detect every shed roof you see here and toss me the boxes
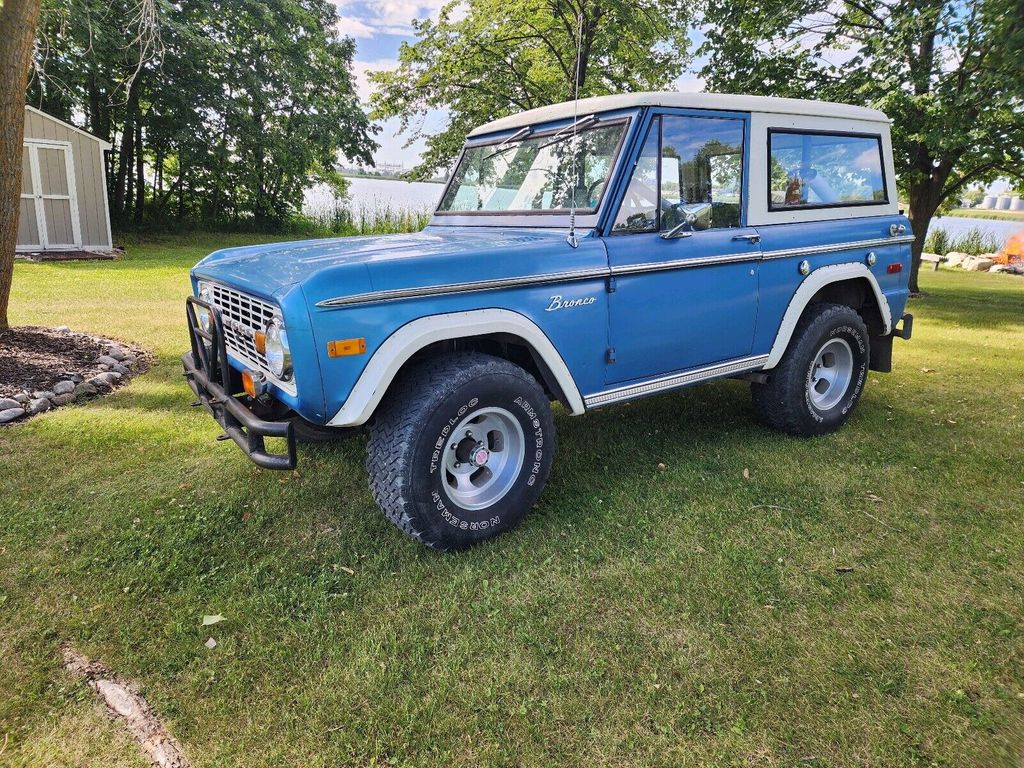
[468,92,889,137]
[24,105,112,150]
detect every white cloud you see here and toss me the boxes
[352,58,400,102]
[673,74,706,93]
[337,15,375,38]
[333,0,460,36]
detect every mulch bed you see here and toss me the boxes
[0,326,148,422]
[16,248,122,262]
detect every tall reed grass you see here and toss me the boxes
[300,199,431,237]
[924,226,1002,256]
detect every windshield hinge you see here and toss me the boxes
[606,347,616,364]
[606,275,616,293]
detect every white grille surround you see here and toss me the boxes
[205,282,297,396]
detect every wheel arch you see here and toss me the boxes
[764,263,892,370]
[326,309,584,427]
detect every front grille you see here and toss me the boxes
[207,283,294,391]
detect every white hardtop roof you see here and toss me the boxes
[468,92,888,137]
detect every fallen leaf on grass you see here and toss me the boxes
[339,566,355,576]
[865,493,884,503]
[743,468,751,480]
[656,463,667,471]
[920,367,936,374]
[202,614,226,626]
[835,566,855,573]
[204,637,217,649]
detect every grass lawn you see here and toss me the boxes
[1,234,1023,767]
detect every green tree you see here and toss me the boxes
[30,0,376,228]
[699,0,1024,292]
[369,0,692,179]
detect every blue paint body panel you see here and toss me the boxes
[189,104,913,426]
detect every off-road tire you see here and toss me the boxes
[752,303,869,437]
[366,353,555,550]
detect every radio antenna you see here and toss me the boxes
[565,8,584,249]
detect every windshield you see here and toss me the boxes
[437,120,628,214]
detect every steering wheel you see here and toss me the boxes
[585,178,606,205]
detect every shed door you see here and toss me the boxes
[20,141,81,250]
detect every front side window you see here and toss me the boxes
[437,121,627,214]
[769,131,887,210]
[613,114,745,233]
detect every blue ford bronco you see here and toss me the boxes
[184,92,914,550]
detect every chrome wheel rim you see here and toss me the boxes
[442,407,525,511]
[808,338,854,411]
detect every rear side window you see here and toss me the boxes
[768,130,887,210]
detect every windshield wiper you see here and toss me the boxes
[482,126,533,161]
[536,114,599,151]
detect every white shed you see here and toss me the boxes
[17,106,113,253]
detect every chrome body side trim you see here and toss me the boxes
[609,251,760,276]
[315,267,610,308]
[584,354,770,408]
[315,235,914,309]
[761,235,915,260]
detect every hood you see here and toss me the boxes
[191,226,607,303]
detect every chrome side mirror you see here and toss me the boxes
[660,202,712,239]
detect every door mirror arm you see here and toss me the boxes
[660,221,694,240]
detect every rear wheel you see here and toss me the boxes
[367,353,555,550]
[752,303,869,436]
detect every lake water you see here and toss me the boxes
[308,177,1022,244]
[305,176,443,216]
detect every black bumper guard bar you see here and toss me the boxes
[182,296,297,470]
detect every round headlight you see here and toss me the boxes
[264,317,292,379]
[197,283,214,332]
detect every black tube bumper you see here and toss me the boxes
[182,296,296,470]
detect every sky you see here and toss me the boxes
[334,0,707,170]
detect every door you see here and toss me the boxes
[20,141,81,250]
[603,113,761,384]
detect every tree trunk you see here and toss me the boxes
[906,172,948,294]
[134,119,144,224]
[0,0,42,332]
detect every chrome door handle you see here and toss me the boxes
[732,233,761,244]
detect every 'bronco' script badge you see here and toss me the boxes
[545,295,596,312]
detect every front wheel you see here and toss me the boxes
[752,303,869,436]
[366,353,555,550]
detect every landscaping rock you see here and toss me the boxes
[13,393,30,404]
[0,397,21,410]
[28,398,51,414]
[990,264,1010,273]
[71,374,84,384]
[51,393,76,406]
[112,363,130,375]
[97,363,110,371]
[74,382,98,398]
[945,252,967,267]
[53,380,76,395]
[106,348,130,362]
[0,407,25,424]
[96,354,120,367]
[962,256,995,272]
[32,390,56,401]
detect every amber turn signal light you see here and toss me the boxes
[327,338,367,357]
[254,331,267,355]
[241,370,257,398]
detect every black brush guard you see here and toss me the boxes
[182,296,297,470]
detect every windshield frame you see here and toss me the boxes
[432,115,633,221]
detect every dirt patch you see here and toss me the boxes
[16,248,121,261]
[62,645,191,768]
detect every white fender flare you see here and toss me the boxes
[327,309,585,426]
[763,262,892,370]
